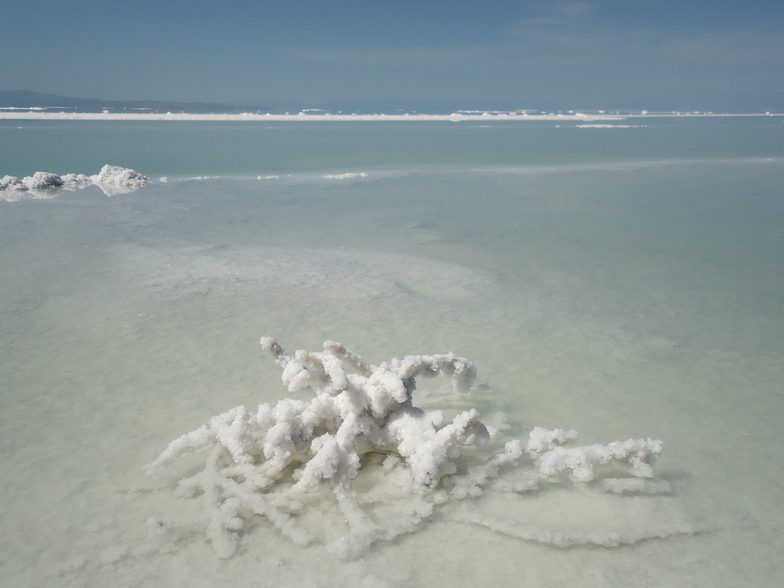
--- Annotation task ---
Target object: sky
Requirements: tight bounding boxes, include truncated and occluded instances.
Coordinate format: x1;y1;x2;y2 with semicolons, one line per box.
2;0;783;111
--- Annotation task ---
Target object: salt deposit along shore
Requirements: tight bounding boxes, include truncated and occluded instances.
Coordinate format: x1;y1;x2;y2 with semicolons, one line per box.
1;110;780;122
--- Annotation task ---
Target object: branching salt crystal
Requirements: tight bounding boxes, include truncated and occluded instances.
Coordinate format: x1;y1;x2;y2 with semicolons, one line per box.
144;424;215;474
526;426;580;454
536;438;664;482
209;406;257;464
145;336;667;558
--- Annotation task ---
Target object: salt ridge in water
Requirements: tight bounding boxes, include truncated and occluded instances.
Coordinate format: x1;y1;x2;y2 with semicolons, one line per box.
0;164;148;200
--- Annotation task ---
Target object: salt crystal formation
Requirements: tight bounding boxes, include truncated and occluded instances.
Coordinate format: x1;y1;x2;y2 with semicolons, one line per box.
145;337;667;558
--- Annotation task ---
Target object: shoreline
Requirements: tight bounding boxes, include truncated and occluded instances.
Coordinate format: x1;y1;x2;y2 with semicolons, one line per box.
1;111;781;122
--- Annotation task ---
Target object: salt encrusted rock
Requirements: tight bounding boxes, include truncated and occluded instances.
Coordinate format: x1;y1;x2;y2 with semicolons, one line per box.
145;337;669;558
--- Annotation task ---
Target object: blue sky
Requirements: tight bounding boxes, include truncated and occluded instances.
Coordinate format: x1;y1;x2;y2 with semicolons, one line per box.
2;0;783;110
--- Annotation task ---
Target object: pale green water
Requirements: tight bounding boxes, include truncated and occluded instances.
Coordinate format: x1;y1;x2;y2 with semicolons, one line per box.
1;119;783;586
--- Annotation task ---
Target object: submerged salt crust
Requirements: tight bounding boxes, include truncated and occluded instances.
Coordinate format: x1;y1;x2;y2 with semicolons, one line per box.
119;243;493;300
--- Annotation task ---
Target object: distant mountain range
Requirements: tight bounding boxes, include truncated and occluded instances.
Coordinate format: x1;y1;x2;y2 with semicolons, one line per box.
0;90;265;114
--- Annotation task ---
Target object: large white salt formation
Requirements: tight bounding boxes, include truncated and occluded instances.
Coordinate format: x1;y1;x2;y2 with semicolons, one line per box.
0;164;148;200
145;337;675;559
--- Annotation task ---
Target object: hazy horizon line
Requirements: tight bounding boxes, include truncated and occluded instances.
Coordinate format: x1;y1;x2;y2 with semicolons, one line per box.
2;89;781;117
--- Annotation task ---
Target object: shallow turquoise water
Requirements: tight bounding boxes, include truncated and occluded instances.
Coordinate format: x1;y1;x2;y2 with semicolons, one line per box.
2;117;782;176
1;119;783;587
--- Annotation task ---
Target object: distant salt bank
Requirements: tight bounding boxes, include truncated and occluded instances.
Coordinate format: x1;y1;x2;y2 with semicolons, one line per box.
1;110;780;122
0;111;617;122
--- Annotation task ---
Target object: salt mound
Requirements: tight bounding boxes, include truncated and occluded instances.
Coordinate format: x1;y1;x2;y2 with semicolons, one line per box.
90;164;150;196
61;173;94;190
145;337;679;559
1;173;62;201
22;171;64;191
